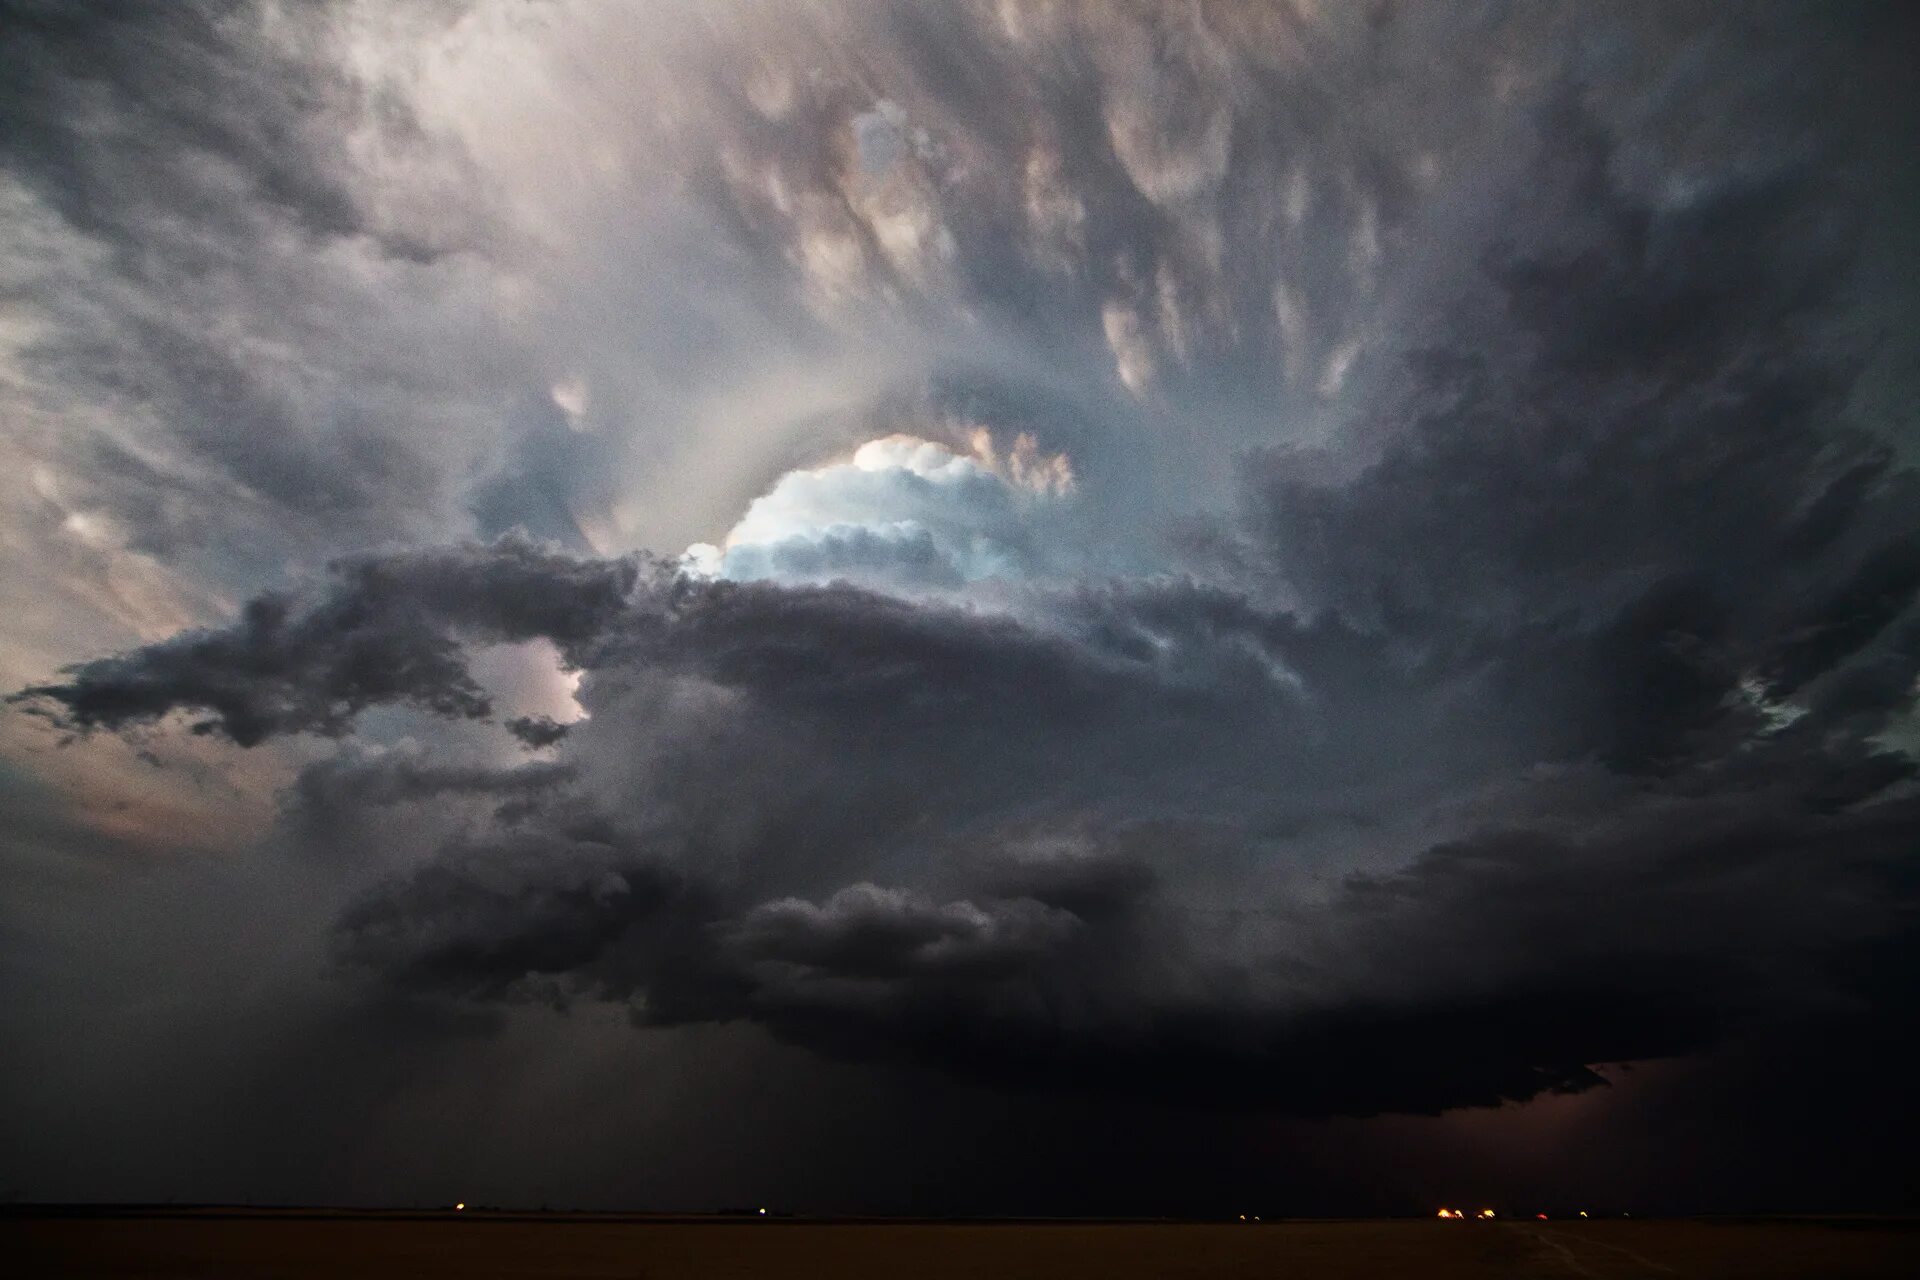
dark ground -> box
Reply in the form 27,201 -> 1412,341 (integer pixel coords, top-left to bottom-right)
7,1211 -> 1919,1278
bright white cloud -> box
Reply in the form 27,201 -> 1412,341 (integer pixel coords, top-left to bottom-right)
685,430 -> 1076,594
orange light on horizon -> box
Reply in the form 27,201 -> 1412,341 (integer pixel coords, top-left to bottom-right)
1478,1209 -> 1496,1219
454,1203 -> 465,1212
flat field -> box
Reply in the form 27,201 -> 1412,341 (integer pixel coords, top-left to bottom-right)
8,1212 -> 1917,1278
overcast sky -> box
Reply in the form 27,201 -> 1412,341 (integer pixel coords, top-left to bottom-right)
4,0 -> 1919,1216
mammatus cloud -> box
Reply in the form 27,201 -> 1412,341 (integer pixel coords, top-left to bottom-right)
5,0 -> 1920,1211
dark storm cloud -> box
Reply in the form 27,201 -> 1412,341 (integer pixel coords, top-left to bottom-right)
272,547 -> 1911,1116
315,97 -> 1911,1106
291,751 -> 574,815
316,760 -> 1919,1117
503,714 -> 572,749
12,534 -> 637,744
1247,95 -> 1920,782
1263,162 -> 1865,624
730,883 -> 1080,983
319,789 -> 1913,1119
9,0 -> 1920,1215
333,832 -> 720,1008
24,138 -> 1920,1101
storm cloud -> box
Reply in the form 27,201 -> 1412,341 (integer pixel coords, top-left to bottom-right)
12,534 -> 637,744
5,0 -> 1920,1215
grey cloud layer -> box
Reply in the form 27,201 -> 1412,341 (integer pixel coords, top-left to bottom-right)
27,231 -> 1920,1111
6,0 -> 1920,1204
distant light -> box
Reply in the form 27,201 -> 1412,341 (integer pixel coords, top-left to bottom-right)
1537,1214 -> 1548,1220
758,1208 -> 767,1216
1238,1214 -> 1246,1221
454,1203 -> 465,1212
1479,1209 -> 1496,1219
1579,1211 -> 1589,1219
1437,1209 -> 1451,1219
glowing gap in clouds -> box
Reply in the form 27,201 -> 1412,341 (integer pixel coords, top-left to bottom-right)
683,429 -> 1075,593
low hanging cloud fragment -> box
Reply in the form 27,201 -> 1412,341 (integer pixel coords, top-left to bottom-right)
503,714 -> 573,750
11,534 -> 638,745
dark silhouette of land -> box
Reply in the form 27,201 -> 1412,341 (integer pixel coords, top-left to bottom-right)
8,1208 -> 1917,1278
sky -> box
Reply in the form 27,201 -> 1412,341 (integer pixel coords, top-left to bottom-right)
3,0 -> 1919,1216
